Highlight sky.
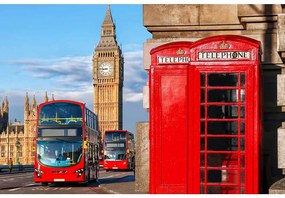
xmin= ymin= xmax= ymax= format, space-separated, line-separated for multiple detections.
xmin=0 ymin=4 xmax=151 ymax=134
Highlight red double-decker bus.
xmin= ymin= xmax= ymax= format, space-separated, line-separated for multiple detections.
xmin=103 ymin=130 xmax=135 ymax=171
xmin=34 ymin=100 xmax=101 ymax=185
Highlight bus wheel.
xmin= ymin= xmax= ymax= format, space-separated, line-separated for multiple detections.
xmin=41 ymin=182 xmax=48 ymax=186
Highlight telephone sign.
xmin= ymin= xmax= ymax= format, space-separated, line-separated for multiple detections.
xmin=197 ymin=51 xmax=250 ymax=60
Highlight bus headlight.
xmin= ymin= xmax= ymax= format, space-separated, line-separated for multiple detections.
xmin=74 ymin=168 xmax=84 ymax=177
xmin=35 ymin=169 xmax=44 ymax=178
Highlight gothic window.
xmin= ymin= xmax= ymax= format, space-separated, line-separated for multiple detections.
xmin=1 ymin=146 xmax=5 ymax=158
xmin=10 ymin=145 xmax=14 ymax=157
xmin=19 ymin=145 xmax=22 ymax=157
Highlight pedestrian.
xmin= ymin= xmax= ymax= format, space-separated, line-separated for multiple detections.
xmin=8 ymin=158 xmax=13 ymax=173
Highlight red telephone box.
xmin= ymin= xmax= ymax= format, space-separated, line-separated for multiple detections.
xmin=149 ymin=36 xmax=262 ymax=194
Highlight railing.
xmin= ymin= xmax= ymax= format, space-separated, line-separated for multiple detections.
xmin=0 ymin=165 xmax=34 ymax=173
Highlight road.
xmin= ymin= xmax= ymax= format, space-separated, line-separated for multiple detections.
xmin=0 ymin=169 xmax=137 ymax=194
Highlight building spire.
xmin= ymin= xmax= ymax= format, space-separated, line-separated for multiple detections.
xmin=3 ymin=96 xmax=8 ymax=112
xmin=44 ymin=92 xmax=48 ymax=102
xmin=51 ymin=94 xmax=55 ymax=101
xmin=32 ymin=95 xmax=37 ymax=109
xmin=96 ymin=5 xmax=118 ymax=50
xmin=102 ymin=4 xmax=114 ymax=26
xmin=24 ymin=92 xmax=29 ymax=112
xmin=24 ymin=92 xmax=30 ymax=118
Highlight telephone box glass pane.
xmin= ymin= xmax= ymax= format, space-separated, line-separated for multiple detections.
xmin=201 ymin=73 xmax=206 ymax=86
xmin=201 ymin=105 xmax=205 ymax=118
xmin=201 ymin=121 xmax=205 ymax=134
xmin=207 ymin=137 xmax=245 ymax=151
xmin=240 ymin=89 xmax=245 ymax=102
xmin=208 ymin=73 xmax=239 ymax=87
xmin=205 ymin=121 xmax=244 ymax=135
xmin=208 ymin=89 xmax=239 ymax=102
xmin=240 ymin=73 xmax=245 ymax=87
xmin=200 ymin=154 xmax=245 ymax=168
xmin=200 ymin=153 xmax=205 ymax=167
xmin=207 ymin=105 xmax=243 ymax=118
xmin=201 ymin=89 xmax=205 ymax=103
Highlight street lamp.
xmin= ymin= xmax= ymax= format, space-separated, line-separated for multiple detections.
xmin=6 ymin=126 xmax=9 ymax=166
xmin=15 ymin=137 xmax=20 ymax=165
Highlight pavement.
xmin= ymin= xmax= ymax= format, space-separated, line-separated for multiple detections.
xmin=0 ymin=167 xmax=33 ymax=175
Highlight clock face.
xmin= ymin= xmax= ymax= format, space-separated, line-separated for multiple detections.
xmin=99 ymin=62 xmax=113 ymax=76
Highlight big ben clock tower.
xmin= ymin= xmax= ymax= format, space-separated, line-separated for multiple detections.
xmin=93 ymin=5 xmax=124 ymax=136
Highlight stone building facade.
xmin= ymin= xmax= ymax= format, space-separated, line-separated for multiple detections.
xmin=0 ymin=93 xmax=53 ymax=166
xmin=137 ymin=4 xmax=285 ymax=193
xmin=93 ymin=5 xmax=124 ymax=137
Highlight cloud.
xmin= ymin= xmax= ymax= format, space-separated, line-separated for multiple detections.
xmin=123 ymin=88 xmax=143 ymax=102
xmin=11 ymin=56 xmax=92 ymax=85
xmin=123 ymin=50 xmax=148 ymax=99
xmin=9 ymin=48 xmax=148 ymax=103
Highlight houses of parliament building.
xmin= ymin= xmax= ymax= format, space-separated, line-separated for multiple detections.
xmin=0 ymin=93 xmax=53 ymax=165
xmin=0 ymin=5 xmax=123 ymax=166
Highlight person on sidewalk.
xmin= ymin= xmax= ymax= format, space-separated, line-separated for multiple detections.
xmin=8 ymin=158 xmax=13 ymax=173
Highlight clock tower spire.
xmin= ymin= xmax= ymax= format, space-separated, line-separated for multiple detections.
xmin=93 ymin=5 xmax=124 ymax=137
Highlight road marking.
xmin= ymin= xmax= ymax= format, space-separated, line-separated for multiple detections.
xmin=100 ymin=172 xmax=128 ymax=179
xmin=3 ymin=178 xmax=15 ymax=181
xmin=8 ymin=188 xmax=21 ymax=192
xmin=25 ymin=183 xmax=35 ymax=187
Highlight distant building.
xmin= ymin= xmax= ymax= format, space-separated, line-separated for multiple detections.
xmin=0 ymin=92 xmax=53 ymax=165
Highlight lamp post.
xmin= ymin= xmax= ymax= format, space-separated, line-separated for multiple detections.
xmin=15 ymin=137 xmax=20 ymax=165
xmin=6 ymin=126 xmax=9 ymax=166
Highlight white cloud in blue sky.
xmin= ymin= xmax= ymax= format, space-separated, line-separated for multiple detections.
xmin=9 ymin=48 xmax=146 ymax=100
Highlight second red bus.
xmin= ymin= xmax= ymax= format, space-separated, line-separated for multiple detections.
xmin=103 ymin=130 xmax=135 ymax=171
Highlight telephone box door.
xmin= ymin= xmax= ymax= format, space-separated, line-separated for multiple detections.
xmin=191 ymin=67 xmax=255 ymax=194
xmin=150 ymin=66 xmax=188 ymax=193
xmin=188 ymin=35 xmax=262 ymax=194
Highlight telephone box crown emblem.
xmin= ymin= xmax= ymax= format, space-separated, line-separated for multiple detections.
xmin=176 ymin=48 xmax=185 ymax=55
xmin=219 ymin=41 xmax=230 ymax=49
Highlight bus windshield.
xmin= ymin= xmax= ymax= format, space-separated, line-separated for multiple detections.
xmin=37 ymin=139 xmax=82 ymax=167
xmin=105 ymin=132 xmax=126 ymax=142
xmin=39 ymin=102 xmax=83 ymax=125
xmin=104 ymin=132 xmax=127 ymax=160
xmin=105 ymin=139 xmax=126 ymax=160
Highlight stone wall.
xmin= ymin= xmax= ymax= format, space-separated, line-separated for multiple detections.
xmin=142 ymin=4 xmax=285 ymax=193
xmin=135 ymin=121 xmax=149 ymax=193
